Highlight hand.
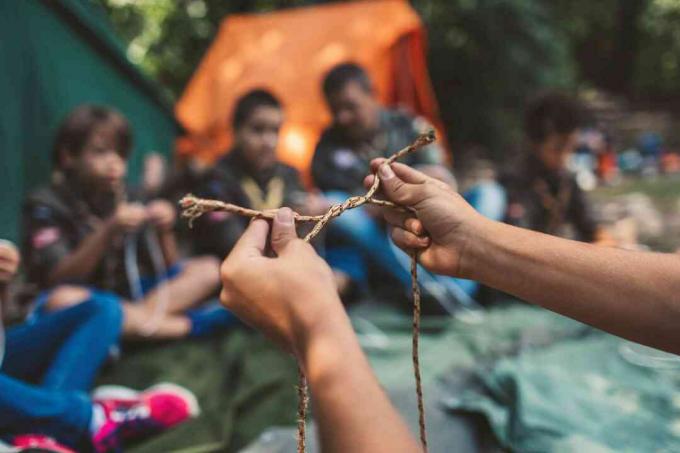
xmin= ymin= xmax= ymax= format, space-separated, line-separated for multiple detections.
xmin=364 ymin=160 xmax=485 ymax=277
xmin=146 ymin=199 xmax=176 ymax=232
xmin=0 ymin=240 xmax=20 ymax=286
xmin=111 ymin=203 xmax=148 ymax=233
xmin=220 ymin=208 xmax=345 ymax=356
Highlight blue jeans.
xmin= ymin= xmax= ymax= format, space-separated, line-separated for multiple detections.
xmin=0 ymin=296 xmax=123 ymax=447
xmin=324 ymin=181 xmax=506 ymax=299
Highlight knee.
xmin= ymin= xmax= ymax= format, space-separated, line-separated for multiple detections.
xmin=183 ymin=256 xmax=221 ymax=287
xmin=81 ymin=292 xmax=124 ymax=327
xmin=46 ymin=285 xmax=91 ymax=311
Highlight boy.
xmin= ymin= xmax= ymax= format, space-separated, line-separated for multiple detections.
xmin=0 ymin=240 xmax=199 ymax=452
xmin=193 ymin=90 xmax=328 ymax=258
xmin=23 ymin=105 xmax=226 ymax=339
xmin=501 ymin=92 xmax=605 ymax=242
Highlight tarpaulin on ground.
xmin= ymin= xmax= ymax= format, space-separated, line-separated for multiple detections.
xmin=104 ymin=303 xmax=680 ymax=452
xmin=0 ymin=0 xmax=178 ymax=242
xmin=175 ymin=0 xmax=446 ymax=179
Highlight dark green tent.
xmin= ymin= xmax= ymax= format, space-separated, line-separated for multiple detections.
xmin=0 ymin=0 xmax=178 ymax=242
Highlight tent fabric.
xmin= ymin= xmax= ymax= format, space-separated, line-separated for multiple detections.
xmin=175 ymin=0 xmax=446 ymax=178
xmin=0 ymin=0 xmax=178 ymax=242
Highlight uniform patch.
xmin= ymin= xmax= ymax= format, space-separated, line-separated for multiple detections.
xmin=332 ymin=149 xmax=359 ymax=169
xmin=32 ymin=227 xmax=60 ymax=249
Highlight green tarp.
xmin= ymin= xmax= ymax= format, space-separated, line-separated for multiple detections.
xmin=101 ymin=304 xmax=680 ymax=452
xmin=0 ymin=0 xmax=178 ymax=242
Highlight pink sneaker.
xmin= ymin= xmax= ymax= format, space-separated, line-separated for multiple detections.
xmin=91 ymin=383 xmax=199 ymax=452
xmin=12 ymin=434 xmax=76 ymax=453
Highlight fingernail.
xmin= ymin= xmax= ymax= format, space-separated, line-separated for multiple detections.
xmin=277 ymin=207 xmax=293 ymax=224
xmin=379 ymin=164 xmax=395 ymax=179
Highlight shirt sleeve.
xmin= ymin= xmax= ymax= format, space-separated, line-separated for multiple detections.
xmin=22 ymin=201 xmax=73 ymax=287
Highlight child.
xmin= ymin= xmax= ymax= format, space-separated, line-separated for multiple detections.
xmin=23 ymin=105 xmax=229 ymax=339
xmin=193 ymin=90 xmax=328 ymax=258
xmin=500 ymin=92 xmax=607 ymax=243
xmin=0 ymin=240 xmax=199 ymax=452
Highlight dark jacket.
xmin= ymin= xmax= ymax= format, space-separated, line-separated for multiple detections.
xmin=22 ymin=175 xmax=152 ymax=294
xmin=311 ymin=108 xmax=443 ymax=194
xmin=192 ymin=149 xmax=307 ymax=257
xmin=500 ymin=155 xmax=598 ymax=242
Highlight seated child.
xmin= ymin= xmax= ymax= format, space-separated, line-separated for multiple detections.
xmin=23 ymin=105 xmax=231 ymax=340
xmin=0 ymin=240 xmax=199 ymax=452
xmin=192 ymin=90 xmax=328 ymax=257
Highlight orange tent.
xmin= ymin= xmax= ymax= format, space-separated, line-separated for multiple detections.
xmin=176 ymin=0 xmax=447 ymax=178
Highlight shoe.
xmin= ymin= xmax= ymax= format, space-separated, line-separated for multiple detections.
xmin=91 ymin=383 xmax=199 ymax=452
xmin=12 ymin=434 xmax=75 ymax=453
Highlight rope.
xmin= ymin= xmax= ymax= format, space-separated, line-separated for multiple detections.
xmin=180 ymin=130 xmax=435 ymax=452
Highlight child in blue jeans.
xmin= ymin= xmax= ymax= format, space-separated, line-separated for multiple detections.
xmin=0 ymin=240 xmax=199 ymax=452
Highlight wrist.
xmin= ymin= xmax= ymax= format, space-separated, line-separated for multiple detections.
xmin=292 ymin=292 xmax=351 ymax=362
xmin=456 ymin=215 xmax=498 ymax=280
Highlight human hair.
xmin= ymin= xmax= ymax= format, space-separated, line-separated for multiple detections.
xmin=53 ymin=104 xmax=131 ymax=168
xmin=322 ymin=62 xmax=373 ymax=99
xmin=232 ymin=89 xmax=282 ymax=130
xmin=524 ymin=91 xmax=584 ymax=144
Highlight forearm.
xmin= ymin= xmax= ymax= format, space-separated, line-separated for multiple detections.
xmin=48 ymin=222 xmax=116 ymax=285
xmin=300 ymin=301 xmax=420 ymax=453
xmin=463 ymin=219 xmax=680 ymax=353
xmin=157 ymin=230 xmax=178 ymax=266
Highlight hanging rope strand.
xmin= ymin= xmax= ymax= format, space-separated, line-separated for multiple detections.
xmin=180 ymin=130 xmax=435 ymax=452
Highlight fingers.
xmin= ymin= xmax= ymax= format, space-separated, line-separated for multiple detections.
xmin=383 ymin=209 xmax=425 ymax=236
xmin=370 ymin=160 xmax=429 ymax=184
xmin=271 ymin=208 xmax=298 ymax=255
xmin=377 ymin=163 xmax=428 ymax=207
xmin=391 ymin=227 xmax=430 ymax=250
xmin=229 ymin=218 xmax=270 ymax=259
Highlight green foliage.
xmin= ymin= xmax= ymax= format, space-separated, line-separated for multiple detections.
xmin=636 ymin=0 xmax=680 ymax=96
xmin=413 ymin=0 xmax=575 ymax=155
xmin=95 ymin=0 xmax=680 ymax=157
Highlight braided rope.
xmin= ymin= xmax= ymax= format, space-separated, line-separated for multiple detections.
xmin=180 ymin=130 xmax=435 ymax=452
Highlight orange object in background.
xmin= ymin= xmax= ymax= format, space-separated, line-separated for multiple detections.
xmin=175 ymin=0 xmax=447 ymax=179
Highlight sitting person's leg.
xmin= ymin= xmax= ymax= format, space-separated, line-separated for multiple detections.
xmin=138 ymin=256 xmax=221 ymax=316
xmin=0 ymin=373 xmax=92 ymax=448
xmin=324 ymin=191 xmax=413 ymax=289
xmin=4 ymin=296 xmax=122 ymax=392
xmin=0 ymin=372 xmax=200 ymax=451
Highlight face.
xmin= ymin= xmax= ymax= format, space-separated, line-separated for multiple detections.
xmin=327 ymin=81 xmax=380 ymax=142
xmin=234 ymin=106 xmax=283 ymax=172
xmin=63 ymin=124 xmax=128 ymax=193
xmin=536 ymin=131 xmax=579 ymax=172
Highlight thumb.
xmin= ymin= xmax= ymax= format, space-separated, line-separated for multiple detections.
xmin=378 ymin=164 xmax=427 ymax=207
xmin=271 ymin=207 xmax=298 ymax=255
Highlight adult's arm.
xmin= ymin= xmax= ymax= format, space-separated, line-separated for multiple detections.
xmin=370 ymin=161 xmax=680 ymax=354
xmin=220 ymin=209 xmax=421 ymax=453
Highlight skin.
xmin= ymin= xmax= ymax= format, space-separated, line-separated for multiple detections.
xmin=326 ymin=81 xmax=381 ymax=143
xmin=235 ymin=105 xmax=330 ymax=216
xmin=0 ymin=241 xmax=20 ymax=320
xmin=47 ymin=127 xmax=221 ymax=339
xmin=220 ymin=209 xmax=421 ymax=453
xmin=234 ymin=105 xmax=283 ymax=174
xmin=219 ymin=161 xmax=680 ymax=451
xmin=533 ymin=131 xmax=579 ymax=173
